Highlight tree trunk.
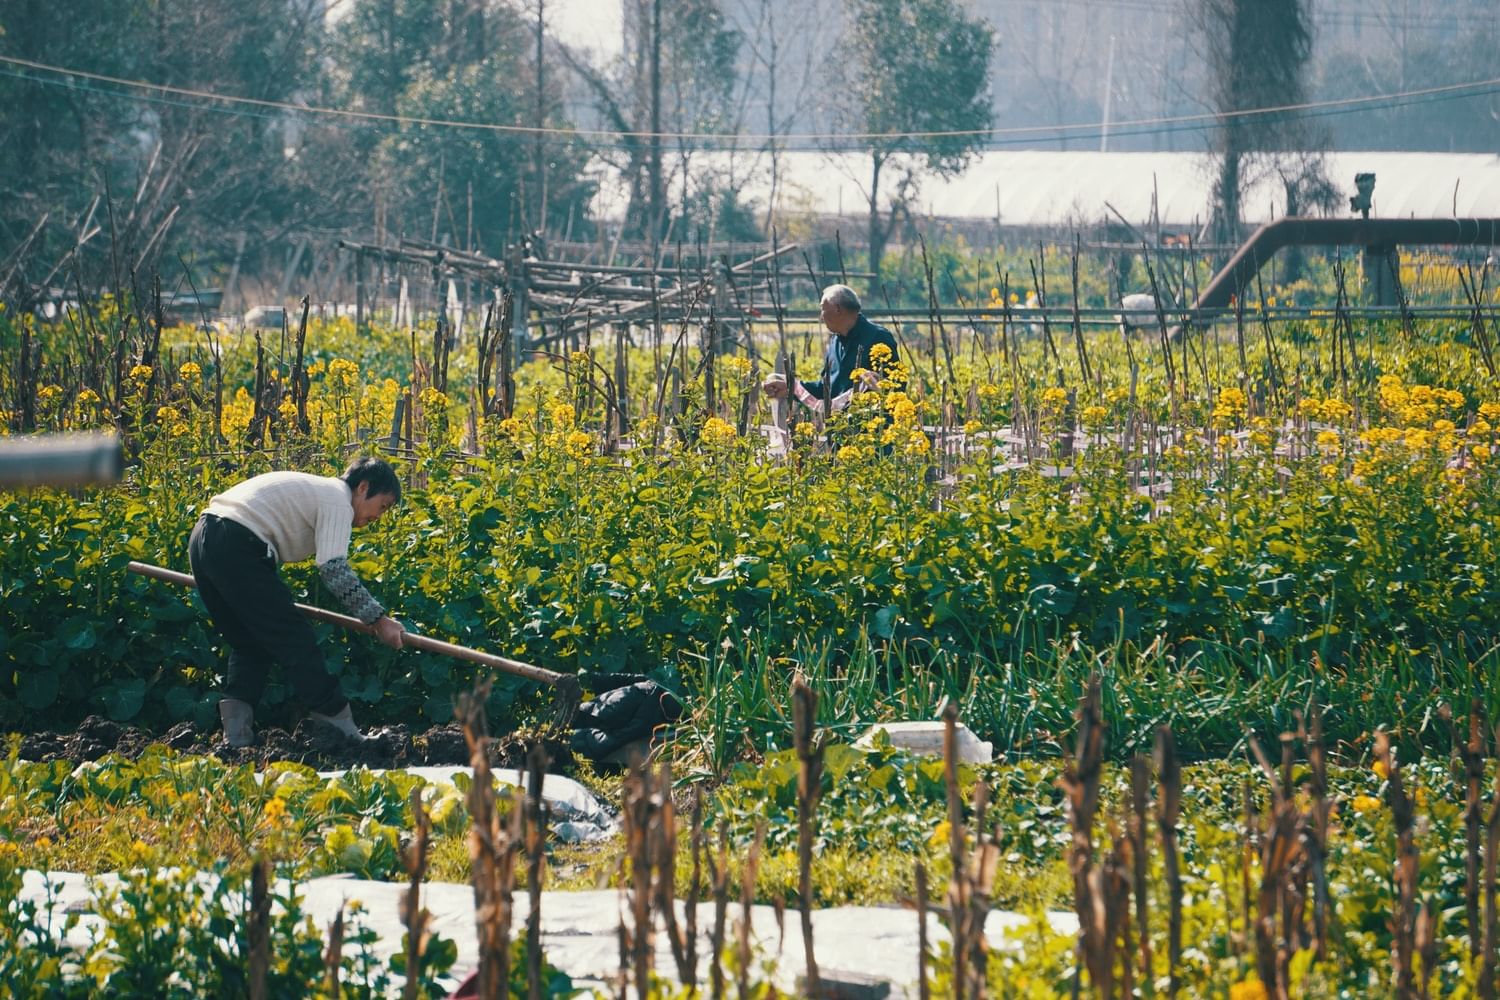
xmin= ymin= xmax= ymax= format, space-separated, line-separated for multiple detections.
xmin=867 ymin=154 xmax=885 ymax=279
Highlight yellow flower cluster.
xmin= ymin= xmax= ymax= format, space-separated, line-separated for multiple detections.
xmin=37 ymin=384 xmax=64 ymax=405
xmin=1315 ymin=430 xmax=1341 ymax=451
xmin=77 ymin=388 xmax=100 ymax=406
xmin=497 ymin=416 xmax=524 ymax=439
xmin=550 ymin=402 xmax=576 ymax=429
xmin=564 ymin=429 xmax=593 ymax=458
xmin=977 ymin=383 xmax=1003 ymax=403
xmin=1041 ymin=386 xmax=1069 ymax=411
xmin=723 ymin=356 xmax=753 ymax=379
xmin=178 ymin=361 xmax=202 ymax=382
xmin=883 ymin=391 xmax=919 ymax=426
xmin=419 ymin=386 xmax=450 ymax=410
xmin=1213 ymin=386 xmax=1249 ymax=428
xmin=868 ymin=343 xmax=893 ymax=368
xmin=700 ymin=416 xmax=737 ymax=447
xmin=1229 ymin=979 xmax=1269 ymax=1000
xmin=1081 ymin=405 xmax=1108 ymax=429
xmin=1377 ymin=375 xmax=1464 ymax=426
xmin=326 ymin=358 xmax=360 ymax=394
xmin=129 ymin=364 xmax=153 ymax=382
xmin=263 ymin=796 xmax=289 ymax=829
xmin=836 ymin=444 xmax=872 ymax=463
xmin=1299 ymin=396 xmax=1353 ymax=423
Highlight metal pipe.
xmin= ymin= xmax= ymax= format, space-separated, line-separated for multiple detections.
xmin=0 ymin=431 xmax=124 ymax=488
xmin=1194 ymin=217 xmax=1500 ymax=312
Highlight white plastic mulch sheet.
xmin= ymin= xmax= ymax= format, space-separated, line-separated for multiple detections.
xmin=240 ymin=764 xmax=619 ymax=843
xmin=19 ymin=870 xmax=1079 ymax=997
xmin=318 ymin=766 xmax=619 ymax=843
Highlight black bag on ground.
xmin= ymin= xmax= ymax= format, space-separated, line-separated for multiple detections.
xmin=569 ymin=673 xmax=683 ymax=762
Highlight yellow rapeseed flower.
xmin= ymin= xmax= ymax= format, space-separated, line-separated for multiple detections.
xmin=1081 ymin=405 xmax=1108 ymax=428
xmin=1041 ymin=386 xmax=1069 ymax=411
xmin=563 ymin=429 xmax=592 ymax=458
xmin=550 ymin=402 xmax=576 ymax=429
xmin=1373 ymin=758 xmax=1390 ymax=780
xmin=905 ymin=430 xmax=931 ymax=456
xmin=868 ymin=343 xmax=893 ymax=368
xmin=179 ymin=361 xmax=203 ymax=382
xmin=263 ymin=796 xmax=289 ymax=829
xmin=1351 ymin=794 xmax=1381 ymax=814
xmin=1230 ymin=979 xmax=1269 ymax=1000
xmin=836 ymin=444 xmax=868 ymax=463
xmin=129 ymin=364 xmax=154 ymax=382
xmin=700 ymin=416 xmax=737 ymax=447
xmin=1315 ymin=430 xmax=1341 ymax=451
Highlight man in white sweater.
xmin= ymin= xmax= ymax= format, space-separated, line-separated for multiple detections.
xmin=188 ymin=456 xmax=406 ymax=747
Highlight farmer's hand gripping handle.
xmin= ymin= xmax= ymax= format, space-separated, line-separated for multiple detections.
xmin=126 ymin=560 xmax=571 ymax=690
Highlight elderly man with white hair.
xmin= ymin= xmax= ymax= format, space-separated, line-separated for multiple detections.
xmin=763 ymin=284 xmax=899 ymax=412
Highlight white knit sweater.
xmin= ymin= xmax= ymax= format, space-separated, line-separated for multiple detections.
xmin=203 ymin=471 xmax=354 ymax=565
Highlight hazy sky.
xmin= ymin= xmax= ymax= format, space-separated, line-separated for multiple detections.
xmin=543 ymin=0 xmax=623 ymax=58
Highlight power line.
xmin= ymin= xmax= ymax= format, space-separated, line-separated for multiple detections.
xmin=0 ymin=52 xmax=1496 ymax=150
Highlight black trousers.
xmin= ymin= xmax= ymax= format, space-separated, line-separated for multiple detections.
xmin=187 ymin=513 xmax=347 ymax=715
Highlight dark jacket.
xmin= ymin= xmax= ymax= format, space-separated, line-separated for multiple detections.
xmin=799 ymin=313 xmax=899 ymax=400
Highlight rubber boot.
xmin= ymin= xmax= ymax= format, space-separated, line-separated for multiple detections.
xmin=219 ymin=698 xmax=256 ymax=748
xmin=308 ymin=704 xmax=368 ymax=743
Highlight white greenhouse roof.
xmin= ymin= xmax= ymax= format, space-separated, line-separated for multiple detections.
xmin=590 ymin=151 xmax=1500 ymax=230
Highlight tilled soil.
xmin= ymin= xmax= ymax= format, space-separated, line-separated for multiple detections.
xmin=18 ymin=714 xmax=573 ymax=772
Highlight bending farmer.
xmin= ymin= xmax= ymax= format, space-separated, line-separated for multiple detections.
xmin=188 ymin=456 xmax=406 ymax=747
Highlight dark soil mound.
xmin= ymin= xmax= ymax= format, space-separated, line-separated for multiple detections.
xmin=17 ymin=715 xmax=574 ymax=772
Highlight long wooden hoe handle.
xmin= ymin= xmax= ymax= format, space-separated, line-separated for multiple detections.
xmin=127 ymin=560 xmax=567 ymax=689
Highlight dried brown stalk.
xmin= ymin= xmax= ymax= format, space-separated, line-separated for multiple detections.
xmin=248 ymin=856 xmax=271 ymax=1000
xmin=792 ymin=678 xmax=824 ymax=994
xmin=736 ymin=822 xmax=766 ymax=1000
xmin=323 ymin=911 xmax=344 ymax=998
xmin=1129 ymin=756 xmax=1153 ymax=992
xmin=1154 ymin=725 xmax=1182 ymax=999
xmin=917 ymin=862 xmax=931 ymax=1000
xmin=943 ymin=702 xmax=971 ymax=1000
xmin=1483 ymin=738 xmax=1500 ymax=1000
xmin=458 ymin=681 xmax=521 ymax=1000
xmin=711 ymin=831 xmax=731 ymax=1000
xmin=1375 ymin=731 xmax=1418 ymax=999
xmin=401 ymin=785 xmax=433 ymax=1000
xmin=1061 ymin=677 xmax=1105 ymax=997
xmin=525 ymin=742 xmax=550 ymax=1000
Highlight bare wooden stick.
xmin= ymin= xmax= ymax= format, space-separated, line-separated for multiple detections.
xmin=793 ymin=678 xmax=823 ymax=994
xmin=248 ymin=857 xmax=271 ymax=1000
xmin=401 ymin=785 xmax=432 ymax=1000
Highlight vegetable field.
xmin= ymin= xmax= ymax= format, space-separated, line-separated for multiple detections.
xmin=6 ymin=254 xmax=1500 ymax=996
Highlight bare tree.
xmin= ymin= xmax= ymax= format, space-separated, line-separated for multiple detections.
xmin=1193 ymin=0 xmax=1315 ymax=252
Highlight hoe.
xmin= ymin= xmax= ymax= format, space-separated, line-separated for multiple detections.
xmin=127 ymin=561 xmax=582 ymax=727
